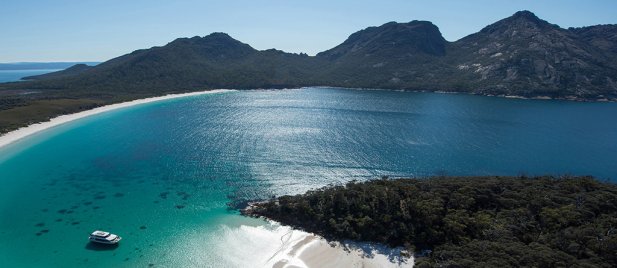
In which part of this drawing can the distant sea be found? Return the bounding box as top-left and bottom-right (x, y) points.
(0, 69), (60, 82)
(1, 88), (616, 267)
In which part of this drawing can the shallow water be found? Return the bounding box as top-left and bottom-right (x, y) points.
(1, 88), (616, 267)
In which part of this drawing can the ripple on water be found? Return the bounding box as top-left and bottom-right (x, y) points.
(1, 88), (616, 267)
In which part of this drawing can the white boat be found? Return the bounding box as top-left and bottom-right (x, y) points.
(88, 230), (122, 244)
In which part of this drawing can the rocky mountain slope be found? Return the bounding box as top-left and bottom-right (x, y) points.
(13, 10), (617, 100)
(448, 11), (617, 99)
(314, 20), (453, 90)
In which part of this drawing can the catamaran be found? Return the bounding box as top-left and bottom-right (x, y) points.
(88, 230), (122, 244)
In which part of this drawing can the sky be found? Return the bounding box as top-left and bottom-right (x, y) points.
(1, 0), (616, 62)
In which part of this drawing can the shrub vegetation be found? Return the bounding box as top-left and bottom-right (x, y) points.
(247, 176), (617, 267)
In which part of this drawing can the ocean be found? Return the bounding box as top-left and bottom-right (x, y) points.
(1, 88), (616, 267)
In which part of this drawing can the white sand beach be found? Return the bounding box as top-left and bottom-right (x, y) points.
(0, 89), (233, 150)
(215, 221), (413, 268)
(272, 234), (414, 268)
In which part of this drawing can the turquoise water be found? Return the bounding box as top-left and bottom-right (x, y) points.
(0, 69), (61, 82)
(1, 88), (616, 267)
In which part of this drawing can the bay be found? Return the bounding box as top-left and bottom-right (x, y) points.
(0, 88), (616, 267)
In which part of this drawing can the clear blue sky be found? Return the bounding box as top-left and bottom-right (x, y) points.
(1, 0), (616, 62)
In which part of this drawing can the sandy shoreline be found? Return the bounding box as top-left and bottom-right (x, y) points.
(272, 235), (414, 268)
(215, 220), (412, 267)
(241, 222), (413, 268)
(242, 204), (413, 267)
(0, 89), (233, 150)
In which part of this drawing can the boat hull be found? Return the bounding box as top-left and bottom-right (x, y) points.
(88, 236), (121, 244)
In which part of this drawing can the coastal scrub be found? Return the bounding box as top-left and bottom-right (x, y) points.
(245, 176), (617, 267)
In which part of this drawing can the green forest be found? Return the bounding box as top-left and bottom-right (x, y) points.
(245, 176), (617, 267)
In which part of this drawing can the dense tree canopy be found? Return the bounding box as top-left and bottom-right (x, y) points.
(245, 176), (617, 267)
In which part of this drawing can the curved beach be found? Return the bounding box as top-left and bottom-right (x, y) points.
(272, 234), (414, 268)
(0, 88), (414, 267)
(0, 89), (233, 150)
(217, 222), (413, 268)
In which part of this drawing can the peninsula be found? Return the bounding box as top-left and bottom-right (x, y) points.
(244, 176), (617, 267)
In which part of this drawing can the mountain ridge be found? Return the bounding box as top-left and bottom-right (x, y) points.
(447, 11), (617, 98)
(1, 10), (616, 134)
(12, 10), (616, 100)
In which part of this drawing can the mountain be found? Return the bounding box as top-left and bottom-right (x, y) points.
(20, 33), (322, 93)
(314, 20), (452, 90)
(1, 11), (617, 134)
(569, 24), (617, 56)
(448, 11), (617, 99)
(12, 10), (617, 100)
(317, 20), (447, 60)
(310, 11), (617, 98)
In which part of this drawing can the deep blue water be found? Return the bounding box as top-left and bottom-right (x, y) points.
(0, 69), (61, 82)
(0, 88), (616, 267)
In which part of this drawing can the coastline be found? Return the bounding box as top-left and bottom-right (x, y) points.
(222, 220), (413, 268)
(274, 234), (414, 268)
(0, 89), (233, 150)
(309, 86), (616, 103)
(241, 204), (413, 267)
